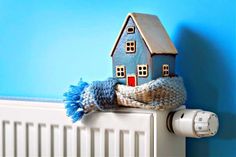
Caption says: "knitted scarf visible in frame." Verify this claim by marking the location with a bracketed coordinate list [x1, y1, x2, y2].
[64, 77, 186, 122]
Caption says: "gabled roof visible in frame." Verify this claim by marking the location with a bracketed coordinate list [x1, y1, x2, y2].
[111, 13, 177, 56]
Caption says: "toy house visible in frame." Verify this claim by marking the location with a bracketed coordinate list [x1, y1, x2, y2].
[111, 13, 178, 86]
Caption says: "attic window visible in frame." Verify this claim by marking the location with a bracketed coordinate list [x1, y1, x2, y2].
[127, 26, 135, 34]
[162, 64, 169, 77]
[125, 41, 136, 53]
[137, 64, 148, 77]
[116, 65, 126, 78]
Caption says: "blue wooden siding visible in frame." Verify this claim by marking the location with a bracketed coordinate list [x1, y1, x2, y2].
[112, 17, 152, 85]
[112, 17, 176, 85]
[151, 55, 176, 79]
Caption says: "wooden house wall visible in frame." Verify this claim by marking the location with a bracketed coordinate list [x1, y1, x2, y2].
[112, 17, 152, 85]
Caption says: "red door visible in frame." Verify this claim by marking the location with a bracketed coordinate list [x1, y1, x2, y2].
[127, 75, 136, 87]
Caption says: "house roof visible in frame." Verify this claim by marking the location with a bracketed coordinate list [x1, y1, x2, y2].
[110, 13, 178, 56]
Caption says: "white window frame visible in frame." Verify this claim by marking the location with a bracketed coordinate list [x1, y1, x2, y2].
[125, 41, 136, 53]
[162, 64, 169, 77]
[116, 65, 126, 78]
[137, 64, 148, 77]
[127, 26, 135, 34]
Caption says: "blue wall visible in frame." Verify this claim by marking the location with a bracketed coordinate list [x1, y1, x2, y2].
[0, 0, 235, 156]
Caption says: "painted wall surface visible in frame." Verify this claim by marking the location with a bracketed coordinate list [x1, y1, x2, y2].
[112, 17, 152, 85]
[0, 0, 235, 157]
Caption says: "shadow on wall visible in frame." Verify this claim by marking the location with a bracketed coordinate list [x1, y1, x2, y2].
[174, 26, 236, 157]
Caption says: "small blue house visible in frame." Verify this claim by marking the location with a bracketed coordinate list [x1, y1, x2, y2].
[111, 13, 177, 86]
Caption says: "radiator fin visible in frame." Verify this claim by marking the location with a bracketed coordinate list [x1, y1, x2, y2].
[0, 101, 155, 157]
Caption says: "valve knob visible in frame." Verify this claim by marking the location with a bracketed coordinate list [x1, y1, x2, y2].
[167, 109, 219, 138]
[194, 111, 218, 137]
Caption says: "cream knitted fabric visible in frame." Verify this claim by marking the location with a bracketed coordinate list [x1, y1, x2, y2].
[115, 77, 186, 110]
[64, 77, 186, 122]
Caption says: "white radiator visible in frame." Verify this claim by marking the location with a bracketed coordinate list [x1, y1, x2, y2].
[0, 99, 185, 157]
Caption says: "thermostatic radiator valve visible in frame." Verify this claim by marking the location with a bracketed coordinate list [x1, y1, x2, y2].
[167, 109, 219, 138]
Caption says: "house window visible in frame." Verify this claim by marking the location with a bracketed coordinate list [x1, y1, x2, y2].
[116, 65, 126, 78]
[137, 64, 148, 77]
[162, 64, 169, 77]
[125, 41, 136, 53]
[127, 26, 135, 34]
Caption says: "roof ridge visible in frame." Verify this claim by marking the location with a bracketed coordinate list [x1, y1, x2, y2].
[110, 13, 177, 56]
